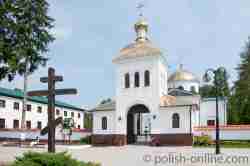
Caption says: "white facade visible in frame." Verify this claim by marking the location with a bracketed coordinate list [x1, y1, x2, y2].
[114, 56, 168, 135]
[159, 106, 191, 134]
[92, 110, 115, 135]
[92, 17, 195, 146]
[0, 94, 84, 130]
[198, 98, 227, 126]
[91, 17, 234, 145]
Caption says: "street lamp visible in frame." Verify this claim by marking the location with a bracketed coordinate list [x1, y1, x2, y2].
[203, 67, 226, 155]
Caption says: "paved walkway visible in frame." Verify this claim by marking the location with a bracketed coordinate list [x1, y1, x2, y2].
[0, 145, 250, 166]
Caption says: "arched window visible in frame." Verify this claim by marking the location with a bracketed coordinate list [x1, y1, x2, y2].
[134, 72, 140, 87]
[125, 73, 130, 88]
[144, 70, 150, 87]
[172, 113, 180, 128]
[102, 117, 107, 130]
[178, 86, 184, 90]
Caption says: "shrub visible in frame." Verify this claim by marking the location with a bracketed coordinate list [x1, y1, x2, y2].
[11, 152, 100, 166]
[193, 135, 213, 146]
[80, 136, 91, 144]
[150, 136, 160, 146]
[220, 140, 250, 148]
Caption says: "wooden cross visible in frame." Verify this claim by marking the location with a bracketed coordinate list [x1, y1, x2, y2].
[28, 67, 77, 153]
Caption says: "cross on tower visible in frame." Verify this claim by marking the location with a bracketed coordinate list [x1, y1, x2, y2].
[28, 67, 77, 153]
[137, 1, 146, 17]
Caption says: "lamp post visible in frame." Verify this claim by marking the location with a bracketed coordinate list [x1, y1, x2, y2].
[203, 67, 226, 155]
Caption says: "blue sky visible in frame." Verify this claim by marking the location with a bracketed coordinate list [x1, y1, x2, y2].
[1, 0, 250, 108]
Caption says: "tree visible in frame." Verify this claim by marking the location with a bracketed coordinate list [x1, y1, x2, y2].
[199, 84, 215, 98]
[200, 69, 230, 98]
[84, 113, 92, 130]
[232, 37, 250, 124]
[0, 0, 54, 129]
[227, 92, 241, 124]
[0, 0, 54, 80]
[214, 68, 230, 97]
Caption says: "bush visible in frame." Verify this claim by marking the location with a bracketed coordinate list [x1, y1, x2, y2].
[80, 136, 91, 144]
[11, 152, 100, 166]
[220, 140, 250, 148]
[193, 135, 213, 146]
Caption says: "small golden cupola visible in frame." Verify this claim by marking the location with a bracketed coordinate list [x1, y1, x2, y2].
[134, 17, 149, 41]
[168, 64, 200, 83]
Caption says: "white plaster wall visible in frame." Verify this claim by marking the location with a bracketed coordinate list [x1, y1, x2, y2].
[159, 106, 191, 134]
[168, 80, 199, 93]
[92, 111, 115, 135]
[0, 130, 91, 141]
[0, 96, 84, 130]
[114, 56, 167, 135]
[159, 60, 168, 96]
[199, 99, 227, 126]
[192, 110, 200, 127]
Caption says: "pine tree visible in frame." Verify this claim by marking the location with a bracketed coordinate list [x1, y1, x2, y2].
[233, 37, 250, 124]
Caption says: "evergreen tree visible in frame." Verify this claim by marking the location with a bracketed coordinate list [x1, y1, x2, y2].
[233, 37, 250, 124]
[228, 92, 241, 124]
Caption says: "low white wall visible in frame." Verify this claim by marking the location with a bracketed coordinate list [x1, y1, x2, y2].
[194, 126, 250, 140]
[0, 129, 91, 141]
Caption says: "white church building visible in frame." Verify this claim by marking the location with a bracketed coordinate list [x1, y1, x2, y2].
[91, 17, 227, 146]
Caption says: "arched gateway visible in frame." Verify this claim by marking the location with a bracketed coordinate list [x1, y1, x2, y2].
[127, 104, 150, 144]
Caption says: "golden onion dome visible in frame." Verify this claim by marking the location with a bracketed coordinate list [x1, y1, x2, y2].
[168, 65, 199, 82]
[113, 40, 162, 62]
[113, 17, 162, 63]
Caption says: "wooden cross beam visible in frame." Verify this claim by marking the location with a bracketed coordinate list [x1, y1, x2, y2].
[40, 75, 63, 83]
[28, 89, 77, 97]
[27, 67, 77, 153]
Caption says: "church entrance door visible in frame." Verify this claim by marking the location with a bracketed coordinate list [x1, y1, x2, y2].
[126, 104, 150, 144]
